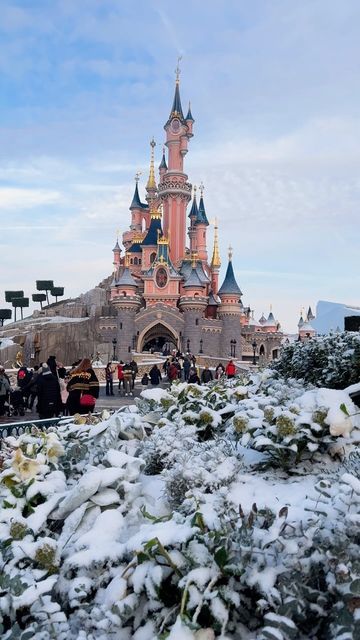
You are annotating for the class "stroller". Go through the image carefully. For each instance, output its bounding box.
[8,389,26,417]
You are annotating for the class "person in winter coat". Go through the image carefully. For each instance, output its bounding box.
[168,361,179,384]
[22,365,40,411]
[129,359,138,390]
[149,364,162,386]
[0,367,11,416]
[201,365,213,384]
[141,372,149,385]
[183,357,191,381]
[36,364,62,419]
[123,362,133,396]
[17,366,33,409]
[188,367,201,385]
[105,362,114,396]
[46,355,58,377]
[225,360,236,379]
[117,361,124,392]
[215,363,225,379]
[66,358,99,415]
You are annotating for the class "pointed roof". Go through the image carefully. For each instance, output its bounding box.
[265,310,276,326]
[211,219,221,269]
[185,102,194,122]
[116,266,138,288]
[183,267,204,289]
[218,248,242,297]
[188,190,198,219]
[130,181,147,210]
[112,239,121,252]
[298,314,304,328]
[196,194,209,225]
[142,214,162,246]
[127,242,142,253]
[208,291,220,306]
[258,313,267,325]
[300,321,315,333]
[159,148,167,171]
[146,138,157,191]
[168,80,184,121]
[307,305,315,321]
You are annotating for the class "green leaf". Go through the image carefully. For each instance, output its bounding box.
[350,578,360,594]
[340,403,350,416]
[214,546,228,569]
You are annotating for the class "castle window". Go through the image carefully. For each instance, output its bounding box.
[130,258,133,264]
[134,257,138,265]
[150,252,156,264]
[120,322,123,329]
[203,232,205,239]
[122,291,127,297]
[195,318,199,325]
[139,259,142,265]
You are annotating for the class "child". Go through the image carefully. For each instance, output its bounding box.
[141,372,149,385]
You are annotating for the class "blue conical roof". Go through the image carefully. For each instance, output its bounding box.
[127,242,142,253]
[183,267,204,289]
[159,150,167,170]
[116,267,138,288]
[218,259,242,296]
[196,195,209,226]
[169,81,184,120]
[188,193,198,219]
[186,103,194,122]
[112,239,121,252]
[130,182,148,210]
[142,216,162,246]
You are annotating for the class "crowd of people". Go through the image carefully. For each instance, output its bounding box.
[0,357,99,419]
[0,351,238,421]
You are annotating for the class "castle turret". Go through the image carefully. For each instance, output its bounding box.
[195,184,209,261]
[185,101,194,137]
[179,254,208,355]
[188,187,198,255]
[210,218,221,294]
[112,237,121,270]
[123,175,149,249]
[141,206,163,269]
[307,305,315,322]
[111,255,141,361]
[158,61,192,265]
[159,146,167,180]
[217,247,242,359]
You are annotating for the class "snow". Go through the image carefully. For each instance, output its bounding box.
[140,387,173,402]
[24,315,88,324]
[0,337,15,349]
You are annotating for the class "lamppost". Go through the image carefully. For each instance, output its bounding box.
[199,338,203,354]
[252,339,257,365]
[112,338,117,360]
[230,339,236,358]
[186,338,190,353]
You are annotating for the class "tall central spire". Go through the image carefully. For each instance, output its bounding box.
[168,57,184,121]
[146,138,157,191]
[211,218,221,269]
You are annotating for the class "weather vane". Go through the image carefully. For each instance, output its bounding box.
[135,171,142,183]
[175,55,182,82]
[228,245,233,260]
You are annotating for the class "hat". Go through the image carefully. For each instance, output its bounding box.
[41,363,50,372]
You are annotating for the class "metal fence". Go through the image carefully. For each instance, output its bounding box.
[0,416,63,438]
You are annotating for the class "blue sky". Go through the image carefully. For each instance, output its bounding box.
[0,0,359,331]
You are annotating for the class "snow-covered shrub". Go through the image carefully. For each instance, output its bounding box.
[273,332,360,389]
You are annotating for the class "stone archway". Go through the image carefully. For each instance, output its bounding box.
[138,321,179,353]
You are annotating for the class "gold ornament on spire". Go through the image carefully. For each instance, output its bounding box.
[150,203,162,220]
[146,138,157,191]
[211,217,221,269]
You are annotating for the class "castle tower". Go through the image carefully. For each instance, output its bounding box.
[218,247,243,359]
[210,218,221,294]
[123,175,149,249]
[188,187,198,255]
[141,206,163,269]
[158,62,192,265]
[112,237,121,270]
[111,255,141,361]
[196,184,209,262]
[179,258,208,355]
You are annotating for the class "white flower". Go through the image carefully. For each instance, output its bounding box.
[45,434,65,462]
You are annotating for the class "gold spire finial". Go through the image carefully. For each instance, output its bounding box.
[175,56,182,84]
[146,138,157,191]
[211,217,221,269]
[228,244,233,261]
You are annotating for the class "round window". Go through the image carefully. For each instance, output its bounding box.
[156,267,168,288]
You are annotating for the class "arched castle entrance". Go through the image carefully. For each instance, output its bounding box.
[138,321,179,353]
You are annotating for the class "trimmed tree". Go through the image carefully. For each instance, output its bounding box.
[5,290,24,303]
[0,309,12,326]
[32,293,47,310]
[36,280,54,306]
[12,297,29,321]
[50,286,64,303]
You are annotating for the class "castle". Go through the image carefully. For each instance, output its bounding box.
[107,67,282,363]
[0,68,285,368]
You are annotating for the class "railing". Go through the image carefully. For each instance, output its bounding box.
[0,416,63,438]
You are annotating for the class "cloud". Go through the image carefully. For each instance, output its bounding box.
[0,187,61,210]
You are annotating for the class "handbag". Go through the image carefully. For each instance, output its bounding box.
[80,393,96,408]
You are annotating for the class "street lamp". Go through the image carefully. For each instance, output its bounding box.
[252,339,257,365]
[199,338,203,354]
[112,337,117,360]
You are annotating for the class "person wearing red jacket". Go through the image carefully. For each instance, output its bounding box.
[225,360,236,379]
[117,361,124,393]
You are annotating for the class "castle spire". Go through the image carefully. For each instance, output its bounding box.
[159,146,167,171]
[211,218,221,269]
[196,182,209,225]
[130,173,147,210]
[168,57,184,121]
[146,138,157,191]
[218,247,242,296]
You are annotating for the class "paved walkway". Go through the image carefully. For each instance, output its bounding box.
[0,381,167,425]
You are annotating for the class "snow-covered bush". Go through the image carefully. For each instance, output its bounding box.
[272,332,360,389]
[0,372,359,639]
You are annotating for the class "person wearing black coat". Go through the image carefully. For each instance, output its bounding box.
[188,368,201,385]
[201,365,213,384]
[36,364,62,419]
[149,365,162,386]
